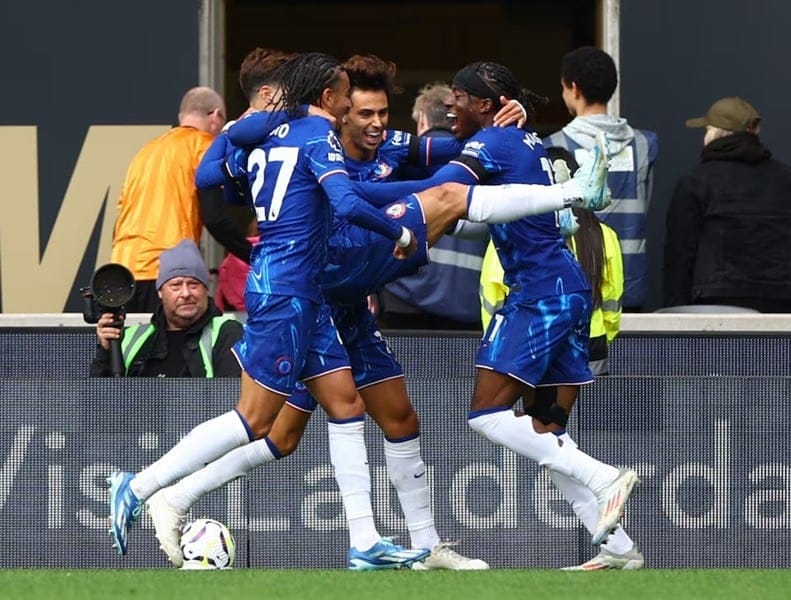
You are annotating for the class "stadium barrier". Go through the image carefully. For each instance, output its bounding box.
[1,314,789,568]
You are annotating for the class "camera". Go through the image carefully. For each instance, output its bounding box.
[81,263,136,377]
[81,263,136,323]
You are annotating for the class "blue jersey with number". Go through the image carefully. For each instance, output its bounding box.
[457,126,590,299]
[243,116,403,302]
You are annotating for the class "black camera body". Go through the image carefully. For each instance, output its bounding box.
[81,263,137,323]
[81,263,136,377]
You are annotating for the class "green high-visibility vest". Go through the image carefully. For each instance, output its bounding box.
[120,315,236,377]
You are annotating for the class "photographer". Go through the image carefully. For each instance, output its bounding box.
[89,239,243,378]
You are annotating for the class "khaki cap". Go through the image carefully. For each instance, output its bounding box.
[685,97,760,132]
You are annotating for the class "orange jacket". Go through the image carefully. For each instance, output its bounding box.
[111,126,213,280]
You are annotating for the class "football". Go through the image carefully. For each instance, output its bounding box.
[179,518,236,570]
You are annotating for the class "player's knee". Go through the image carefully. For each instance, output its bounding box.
[233,406,272,440]
[269,434,300,457]
[323,393,366,422]
[436,182,466,211]
[379,410,419,440]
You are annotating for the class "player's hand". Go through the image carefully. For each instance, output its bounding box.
[493,97,527,129]
[393,228,417,260]
[308,105,337,128]
[96,312,125,350]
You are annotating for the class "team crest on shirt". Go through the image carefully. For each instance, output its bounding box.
[274,355,294,376]
[385,202,407,219]
[372,161,393,180]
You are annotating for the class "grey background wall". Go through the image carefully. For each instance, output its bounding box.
[620,0,791,310]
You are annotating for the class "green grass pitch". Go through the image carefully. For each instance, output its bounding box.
[2,569,790,600]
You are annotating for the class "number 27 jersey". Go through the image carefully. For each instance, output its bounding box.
[246,117,347,302]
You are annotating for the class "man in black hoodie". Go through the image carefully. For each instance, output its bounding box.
[90,239,242,377]
[663,97,791,312]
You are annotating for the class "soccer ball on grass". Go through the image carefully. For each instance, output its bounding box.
[179,518,236,570]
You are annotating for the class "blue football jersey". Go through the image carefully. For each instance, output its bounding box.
[241,116,400,302]
[344,129,463,183]
[454,126,590,300]
[319,130,462,301]
[245,117,345,301]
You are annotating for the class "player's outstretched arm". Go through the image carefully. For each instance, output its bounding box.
[355,161,479,208]
[321,174,417,259]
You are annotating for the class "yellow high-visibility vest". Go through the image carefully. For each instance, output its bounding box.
[479,223,623,342]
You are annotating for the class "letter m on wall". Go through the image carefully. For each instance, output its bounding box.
[0,126,168,312]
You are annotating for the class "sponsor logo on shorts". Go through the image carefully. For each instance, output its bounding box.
[385,202,407,219]
[274,355,294,376]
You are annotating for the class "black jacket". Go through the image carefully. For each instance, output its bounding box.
[663,133,791,307]
[89,298,243,377]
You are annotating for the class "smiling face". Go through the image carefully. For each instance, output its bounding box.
[444,86,488,140]
[341,89,389,161]
[158,277,209,330]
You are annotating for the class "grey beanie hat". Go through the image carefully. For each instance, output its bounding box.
[156,239,210,289]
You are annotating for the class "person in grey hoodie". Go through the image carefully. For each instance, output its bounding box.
[542,47,649,571]
[544,46,658,312]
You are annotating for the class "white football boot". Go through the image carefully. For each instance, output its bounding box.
[592,469,640,546]
[562,546,645,571]
[411,542,489,570]
[146,490,188,567]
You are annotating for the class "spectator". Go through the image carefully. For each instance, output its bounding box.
[379,83,488,330]
[111,87,227,312]
[544,46,658,312]
[663,97,791,312]
[90,239,242,377]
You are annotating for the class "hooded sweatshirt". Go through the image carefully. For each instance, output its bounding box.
[544,115,658,309]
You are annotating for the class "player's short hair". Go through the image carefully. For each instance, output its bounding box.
[343,54,402,97]
[272,52,344,115]
[560,46,618,105]
[238,47,293,101]
[412,82,453,130]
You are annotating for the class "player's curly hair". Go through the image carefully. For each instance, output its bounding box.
[343,54,402,97]
[238,47,294,101]
[270,52,345,117]
[473,61,549,125]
